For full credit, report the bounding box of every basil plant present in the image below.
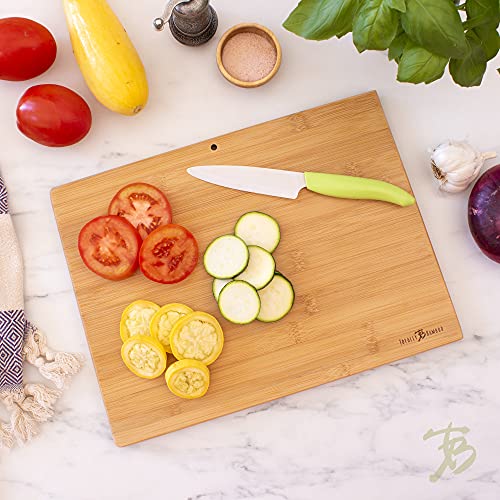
[283,0,500,87]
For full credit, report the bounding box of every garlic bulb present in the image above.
[431,140,496,193]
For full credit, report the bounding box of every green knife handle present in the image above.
[304,172,415,207]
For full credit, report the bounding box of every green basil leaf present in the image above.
[387,0,407,12]
[465,0,500,30]
[388,32,409,61]
[401,0,468,58]
[449,32,488,86]
[283,0,359,40]
[397,45,449,83]
[395,21,405,36]
[353,0,400,51]
[474,25,500,60]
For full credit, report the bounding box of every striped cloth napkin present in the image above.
[0,174,84,448]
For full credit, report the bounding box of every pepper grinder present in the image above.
[153,0,218,46]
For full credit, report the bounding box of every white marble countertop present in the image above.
[1,1,499,499]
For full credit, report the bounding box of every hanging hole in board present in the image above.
[211,144,218,151]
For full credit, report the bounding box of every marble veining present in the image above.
[0,1,500,499]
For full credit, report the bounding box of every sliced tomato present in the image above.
[78,215,141,281]
[139,224,199,284]
[108,183,172,240]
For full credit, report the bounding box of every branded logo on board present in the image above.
[399,326,444,346]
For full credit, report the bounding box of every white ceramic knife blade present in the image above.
[187,165,306,199]
[187,165,416,207]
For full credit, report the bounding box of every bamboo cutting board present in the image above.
[51,91,462,446]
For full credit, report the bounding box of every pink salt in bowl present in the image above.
[216,23,282,88]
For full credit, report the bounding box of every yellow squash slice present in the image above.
[120,300,160,342]
[165,359,210,399]
[121,335,167,379]
[169,312,224,365]
[150,303,193,354]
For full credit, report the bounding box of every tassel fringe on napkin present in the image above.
[0,175,83,448]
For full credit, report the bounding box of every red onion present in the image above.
[468,165,500,263]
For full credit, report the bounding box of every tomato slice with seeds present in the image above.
[108,183,172,240]
[78,215,141,281]
[139,224,199,284]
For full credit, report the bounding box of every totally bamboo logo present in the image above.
[399,326,444,346]
[423,422,477,482]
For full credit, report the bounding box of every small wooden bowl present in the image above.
[216,23,282,88]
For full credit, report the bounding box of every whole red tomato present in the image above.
[0,17,57,81]
[16,84,92,147]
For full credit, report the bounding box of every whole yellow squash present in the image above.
[63,0,149,115]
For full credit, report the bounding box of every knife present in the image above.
[187,165,415,207]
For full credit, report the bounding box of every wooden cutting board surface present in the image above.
[51,91,462,447]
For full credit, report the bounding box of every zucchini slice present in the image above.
[218,280,261,324]
[257,273,295,322]
[213,278,232,300]
[234,212,281,253]
[204,235,249,279]
[235,245,275,290]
